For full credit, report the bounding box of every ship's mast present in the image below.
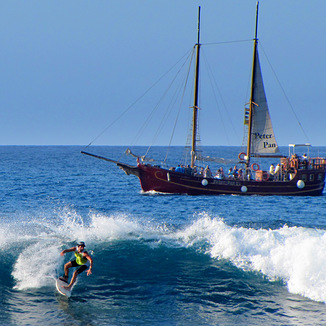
[246,1,259,168]
[191,6,201,168]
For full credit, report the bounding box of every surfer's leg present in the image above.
[63,261,73,280]
[63,270,78,290]
[62,264,88,289]
[76,265,88,275]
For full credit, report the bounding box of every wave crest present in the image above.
[5,208,326,302]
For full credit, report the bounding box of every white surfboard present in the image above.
[56,279,72,297]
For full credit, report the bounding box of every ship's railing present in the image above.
[281,157,326,171]
[310,158,326,170]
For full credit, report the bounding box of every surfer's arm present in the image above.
[60,247,76,256]
[84,252,93,276]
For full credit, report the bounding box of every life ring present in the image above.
[262,171,270,181]
[238,152,246,161]
[251,163,260,171]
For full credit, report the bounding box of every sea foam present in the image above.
[175,213,326,303]
[5,208,326,303]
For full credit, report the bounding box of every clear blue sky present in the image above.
[1,1,325,146]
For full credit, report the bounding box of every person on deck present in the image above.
[301,153,309,169]
[274,164,281,180]
[232,165,238,179]
[269,164,275,180]
[215,167,225,180]
[204,165,212,178]
[185,165,192,175]
[269,164,275,175]
[220,167,225,179]
[175,165,182,173]
[60,241,93,290]
[238,168,244,181]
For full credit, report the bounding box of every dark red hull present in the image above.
[136,164,325,196]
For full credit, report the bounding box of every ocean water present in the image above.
[1,145,326,326]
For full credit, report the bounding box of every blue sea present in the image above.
[1,145,326,326]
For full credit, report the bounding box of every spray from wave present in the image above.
[173,213,326,303]
[2,208,326,303]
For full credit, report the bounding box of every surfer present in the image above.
[59,241,93,290]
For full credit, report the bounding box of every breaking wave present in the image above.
[1,208,326,303]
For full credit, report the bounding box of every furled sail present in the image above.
[250,50,280,155]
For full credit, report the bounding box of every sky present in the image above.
[0,1,326,147]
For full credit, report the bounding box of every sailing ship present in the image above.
[82,3,326,196]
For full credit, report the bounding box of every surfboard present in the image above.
[56,278,72,297]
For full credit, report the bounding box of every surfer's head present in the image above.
[77,241,86,248]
